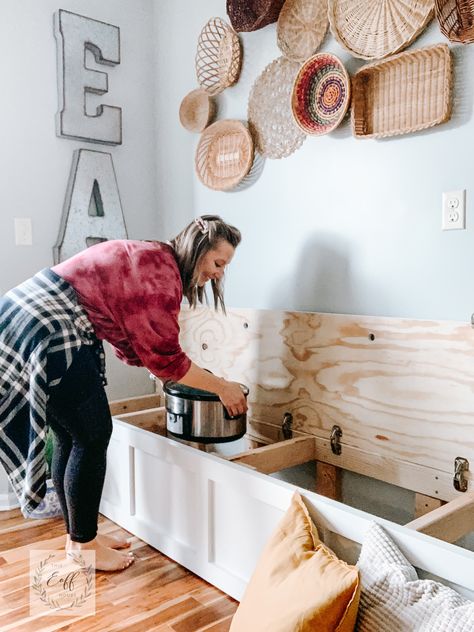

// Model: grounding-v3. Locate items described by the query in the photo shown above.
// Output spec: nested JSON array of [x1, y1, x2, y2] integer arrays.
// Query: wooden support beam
[[406, 492, 474, 543], [245, 437, 267, 450], [109, 393, 162, 416], [228, 437, 316, 474], [115, 406, 167, 434], [246, 419, 470, 501], [414, 493, 444, 519], [316, 462, 342, 501]]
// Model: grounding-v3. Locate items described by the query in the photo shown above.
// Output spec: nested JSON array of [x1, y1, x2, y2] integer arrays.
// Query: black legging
[[47, 344, 112, 543]]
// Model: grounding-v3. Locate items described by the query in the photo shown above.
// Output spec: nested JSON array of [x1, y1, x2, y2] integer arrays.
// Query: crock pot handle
[[224, 408, 239, 420], [223, 384, 249, 419]]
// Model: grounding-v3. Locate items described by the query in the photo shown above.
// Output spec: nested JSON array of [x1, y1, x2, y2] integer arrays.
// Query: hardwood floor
[[0, 509, 238, 631]]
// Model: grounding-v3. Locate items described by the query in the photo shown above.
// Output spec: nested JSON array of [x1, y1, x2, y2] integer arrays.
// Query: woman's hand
[[216, 380, 248, 418], [176, 362, 248, 417]]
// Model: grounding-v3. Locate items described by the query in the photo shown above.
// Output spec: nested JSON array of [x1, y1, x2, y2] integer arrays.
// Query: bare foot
[[97, 533, 131, 549], [66, 537, 134, 572], [67, 533, 131, 550]]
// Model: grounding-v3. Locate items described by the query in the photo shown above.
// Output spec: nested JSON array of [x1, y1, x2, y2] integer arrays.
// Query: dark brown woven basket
[[227, 0, 286, 32], [435, 0, 474, 43]]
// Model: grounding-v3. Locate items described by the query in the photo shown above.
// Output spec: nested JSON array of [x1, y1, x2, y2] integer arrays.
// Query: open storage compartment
[[101, 306, 474, 601]]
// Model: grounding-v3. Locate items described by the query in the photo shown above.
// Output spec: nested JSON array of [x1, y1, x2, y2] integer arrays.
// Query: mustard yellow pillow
[[230, 492, 360, 632]]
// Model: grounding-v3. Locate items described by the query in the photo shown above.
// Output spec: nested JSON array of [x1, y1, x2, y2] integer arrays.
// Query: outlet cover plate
[[442, 190, 466, 230]]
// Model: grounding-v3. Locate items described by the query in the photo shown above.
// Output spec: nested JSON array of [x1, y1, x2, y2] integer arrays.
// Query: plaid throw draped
[[0, 268, 105, 514]]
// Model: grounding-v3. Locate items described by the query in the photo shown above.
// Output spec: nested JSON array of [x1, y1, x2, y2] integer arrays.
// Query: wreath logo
[[30, 550, 95, 616]]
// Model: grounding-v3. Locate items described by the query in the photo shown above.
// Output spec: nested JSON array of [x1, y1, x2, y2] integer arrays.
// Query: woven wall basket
[[195, 119, 254, 191], [351, 44, 452, 139], [328, 0, 434, 60], [248, 56, 306, 159], [227, 0, 286, 32], [195, 17, 241, 96], [179, 89, 216, 133], [277, 0, 328, 62], [291, 53, 351, 135], [436, 0, 474, 43]]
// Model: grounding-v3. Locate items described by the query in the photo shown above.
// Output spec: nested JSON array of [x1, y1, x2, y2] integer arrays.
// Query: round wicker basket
[[227, 0, 286, 32], [328, 0, 434, 60], [195, 18, 242, 96], [277, 0, 328, 62], [435, 0, 474, 43], [195, 120, 254, 191], [179, 89, 215, 133], [291, 53, 350, 135], [248, 56, 306, 159]]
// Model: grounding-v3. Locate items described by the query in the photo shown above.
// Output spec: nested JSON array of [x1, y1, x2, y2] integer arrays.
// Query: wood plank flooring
[[0, 509, 237, 631]]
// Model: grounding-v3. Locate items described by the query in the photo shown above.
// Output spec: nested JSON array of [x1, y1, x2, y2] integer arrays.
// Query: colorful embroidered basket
[[291, 53, 350, 135]]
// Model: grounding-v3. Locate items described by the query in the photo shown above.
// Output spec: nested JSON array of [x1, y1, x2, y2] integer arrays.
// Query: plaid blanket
[[0, 268, 105, 514]]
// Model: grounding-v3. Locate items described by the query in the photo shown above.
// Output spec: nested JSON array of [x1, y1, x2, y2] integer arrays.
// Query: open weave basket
[[195, 17, 241, 96], [248, 56, 306, 159], [277, 0, 328, 62], [195, 119, 254, 191], [351, 44, 452, 139], [435, 0, 474, 42], [328, 0, 434, 60], [227, 0, 285, 31]]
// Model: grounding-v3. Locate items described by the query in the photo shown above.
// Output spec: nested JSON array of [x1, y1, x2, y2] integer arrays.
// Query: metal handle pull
[[454, 457, 469, 492], [330, 425, 342, 455], [282, 412, 293, 439]]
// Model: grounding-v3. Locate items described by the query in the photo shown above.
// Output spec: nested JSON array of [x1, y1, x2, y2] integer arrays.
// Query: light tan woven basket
[[351, 44, 452, 139], [435, 0, 474, 43], [277, 0, 328, 62], [195, 17, 242, 96], [195, 119, 254, 191], [328, 0, 434, 60], [179, 89, 216, 133], [248, 56, 306, 159]]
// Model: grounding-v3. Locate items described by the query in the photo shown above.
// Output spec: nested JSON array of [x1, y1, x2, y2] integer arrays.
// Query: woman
[[0, 215, 247, 571]]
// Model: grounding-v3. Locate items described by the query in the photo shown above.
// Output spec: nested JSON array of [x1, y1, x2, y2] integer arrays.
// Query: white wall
[[152, 2, 474, 530], [153, 1, 474, 324], [0, 0, 160, 400], [1, 1, 472, 532]]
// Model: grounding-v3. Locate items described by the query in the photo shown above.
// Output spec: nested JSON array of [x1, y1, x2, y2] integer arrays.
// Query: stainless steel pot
[[163, 381, 249, 443]]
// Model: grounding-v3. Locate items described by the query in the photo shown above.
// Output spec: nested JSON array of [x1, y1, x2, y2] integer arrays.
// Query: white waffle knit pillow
[[356, 522, 474, 632]]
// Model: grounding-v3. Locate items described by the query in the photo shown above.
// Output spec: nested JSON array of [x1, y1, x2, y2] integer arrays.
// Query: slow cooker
[[163, 381, 249, 443]]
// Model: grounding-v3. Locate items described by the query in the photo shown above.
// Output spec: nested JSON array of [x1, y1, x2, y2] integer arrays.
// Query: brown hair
[[169, 214, 241, 311]]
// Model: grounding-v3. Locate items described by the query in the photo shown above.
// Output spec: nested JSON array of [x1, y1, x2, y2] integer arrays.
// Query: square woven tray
[[351, 44, 452, 139]]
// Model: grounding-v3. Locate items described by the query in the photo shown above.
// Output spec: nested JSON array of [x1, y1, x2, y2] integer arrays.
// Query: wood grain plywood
[[179, 306, 474, 480]]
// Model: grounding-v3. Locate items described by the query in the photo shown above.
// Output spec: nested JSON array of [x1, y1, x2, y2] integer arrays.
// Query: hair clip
[[195, 217, 209, 234]]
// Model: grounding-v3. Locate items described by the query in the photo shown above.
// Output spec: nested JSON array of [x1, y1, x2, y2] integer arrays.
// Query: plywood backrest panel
[[179, 306, 474, 496]]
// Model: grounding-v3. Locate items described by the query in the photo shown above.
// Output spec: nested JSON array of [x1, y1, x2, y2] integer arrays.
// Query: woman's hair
[[169, 214, 241, 311]]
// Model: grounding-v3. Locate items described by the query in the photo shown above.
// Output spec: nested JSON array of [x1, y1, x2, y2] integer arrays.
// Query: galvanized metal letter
[[53, 149, 128, 263], [54, 9, 122, 145]]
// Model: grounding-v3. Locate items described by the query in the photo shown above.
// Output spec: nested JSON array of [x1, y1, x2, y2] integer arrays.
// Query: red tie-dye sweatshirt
[[52, 240, 191, 382]]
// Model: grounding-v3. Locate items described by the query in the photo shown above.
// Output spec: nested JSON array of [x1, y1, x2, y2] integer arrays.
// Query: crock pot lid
[[163, 381, 220, 400]]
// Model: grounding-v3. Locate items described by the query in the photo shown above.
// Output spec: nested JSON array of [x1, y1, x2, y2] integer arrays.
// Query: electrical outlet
[[442, 190, 466, 230]]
